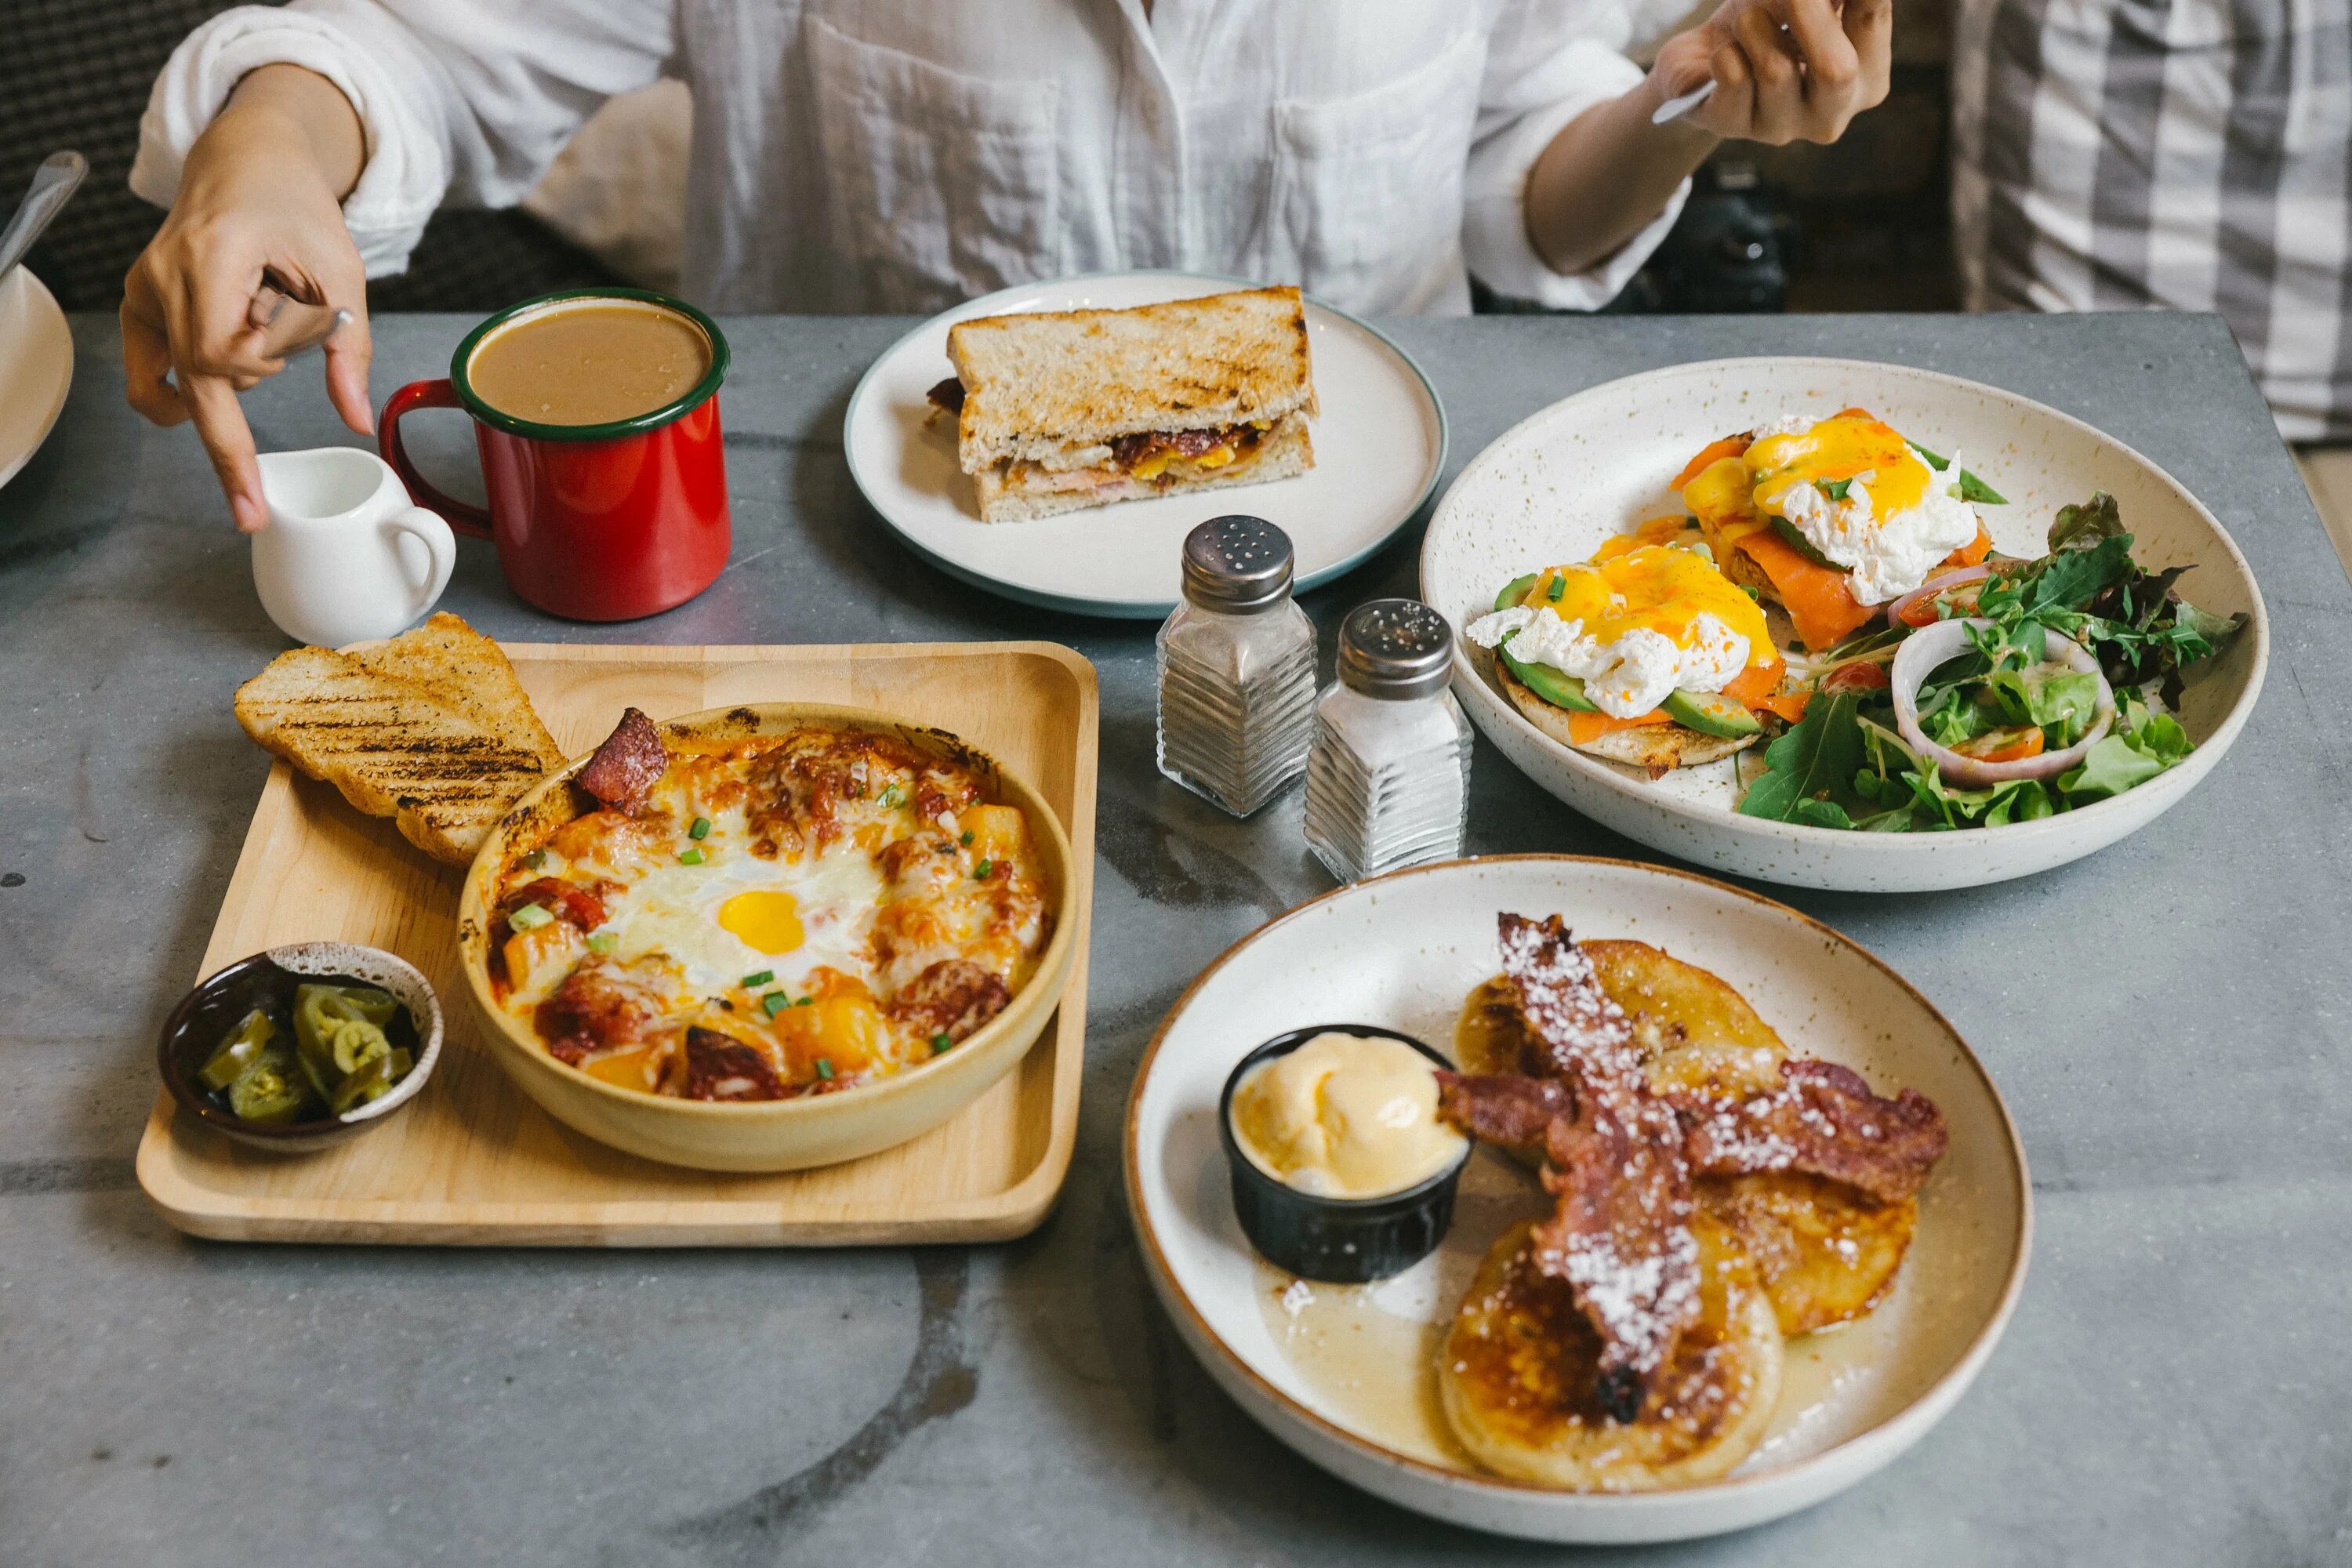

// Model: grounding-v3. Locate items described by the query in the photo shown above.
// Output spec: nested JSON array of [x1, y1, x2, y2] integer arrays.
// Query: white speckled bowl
[[1126, 855, 2031, 1544], [1419, 358, 2268, 891]]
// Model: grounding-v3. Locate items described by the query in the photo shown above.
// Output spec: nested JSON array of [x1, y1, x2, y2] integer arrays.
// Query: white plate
[[1419, 358, 2269, 891], [0, 267, 74, 490], [844, 270, 1445, 618], [1125, 855, 2030, 1544]]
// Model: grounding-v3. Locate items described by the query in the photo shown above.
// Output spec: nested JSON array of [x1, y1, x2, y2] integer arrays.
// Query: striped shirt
[[1951, 0, 2352, 441]]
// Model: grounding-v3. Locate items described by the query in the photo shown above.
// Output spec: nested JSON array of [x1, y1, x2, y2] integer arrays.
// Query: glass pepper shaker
[[1304, 598, 1474, 882], [1155, 516, 1319, 816]]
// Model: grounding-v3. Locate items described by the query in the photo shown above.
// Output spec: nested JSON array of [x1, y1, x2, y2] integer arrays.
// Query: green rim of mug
[[448, 287, 731, 441]]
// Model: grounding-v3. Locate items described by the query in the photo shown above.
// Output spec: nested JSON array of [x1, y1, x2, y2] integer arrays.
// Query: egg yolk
[[1744, 412, 1930, 525], [717, 890, 804, 954], [1516, 544, 1771, 663]]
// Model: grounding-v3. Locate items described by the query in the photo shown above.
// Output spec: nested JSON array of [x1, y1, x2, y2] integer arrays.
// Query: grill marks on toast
[[233, 615, 565, 866]]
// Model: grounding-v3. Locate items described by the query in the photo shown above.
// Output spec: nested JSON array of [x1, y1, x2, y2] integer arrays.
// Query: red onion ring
[[1890, 617, 2114, 788], [1884, 564, 1995, 627]]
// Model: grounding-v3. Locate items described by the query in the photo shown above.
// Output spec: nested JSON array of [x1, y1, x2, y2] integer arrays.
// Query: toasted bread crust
[[948, 286, 1316, 472], [234, 617, 565, 866]]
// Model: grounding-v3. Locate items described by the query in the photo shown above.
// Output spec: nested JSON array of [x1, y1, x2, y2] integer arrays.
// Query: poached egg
[[1465, 540, 1774, 718], [1683, 411, 1982, 605]]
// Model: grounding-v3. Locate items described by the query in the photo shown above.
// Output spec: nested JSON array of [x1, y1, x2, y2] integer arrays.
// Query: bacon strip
[[1433, 1069, 1570, 1155], [1496, 913, 1697, 1418], [575, 707, 667, 812], [1533, 1086, 1698, 1424], [1497, 913, 1637, 1083], [683, 1026, 787, 1102], [1668, 1058, 1949, 1205]]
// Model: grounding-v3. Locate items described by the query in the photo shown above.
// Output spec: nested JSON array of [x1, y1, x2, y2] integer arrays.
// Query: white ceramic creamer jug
[[252, 446, 456, 647]]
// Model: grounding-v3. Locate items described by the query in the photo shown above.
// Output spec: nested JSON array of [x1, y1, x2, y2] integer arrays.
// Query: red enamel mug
[[380, 289, 731, 622]]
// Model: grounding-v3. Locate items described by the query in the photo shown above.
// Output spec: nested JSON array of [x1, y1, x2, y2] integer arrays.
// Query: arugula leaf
[[1738, 692, 1871, 823], [1789, 798, 1859, 829], [1955, 470, 2008, 506]]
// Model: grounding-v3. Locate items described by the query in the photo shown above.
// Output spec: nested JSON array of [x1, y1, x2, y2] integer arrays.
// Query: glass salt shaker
[[1304, 598, 1474, 882], [1155, 516, 1319, 816]]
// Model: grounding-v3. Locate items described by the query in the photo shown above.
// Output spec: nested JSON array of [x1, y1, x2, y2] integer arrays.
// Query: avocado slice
[[1663, 688, 1762, 738], [1494, 572, 1540, 613], [1767, 517, 1839, 569], [1499, 645, 1599, 713]]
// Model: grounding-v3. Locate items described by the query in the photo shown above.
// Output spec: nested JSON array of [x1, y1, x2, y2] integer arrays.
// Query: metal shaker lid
[[1181, 516, 1295, 612], [1337, 598, 1454, 700]]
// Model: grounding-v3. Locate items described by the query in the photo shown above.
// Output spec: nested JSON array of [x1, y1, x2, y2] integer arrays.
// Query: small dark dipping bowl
[[157, 942, 444, 1154], [1219, 1025, 1471, 1284]]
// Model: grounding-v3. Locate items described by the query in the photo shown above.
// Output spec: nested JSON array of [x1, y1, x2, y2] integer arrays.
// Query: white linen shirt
[[130, 0, 1686, 317]]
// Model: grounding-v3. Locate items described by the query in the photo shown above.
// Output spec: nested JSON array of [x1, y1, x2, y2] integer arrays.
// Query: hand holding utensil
[[1647, 0, 1889, 143]]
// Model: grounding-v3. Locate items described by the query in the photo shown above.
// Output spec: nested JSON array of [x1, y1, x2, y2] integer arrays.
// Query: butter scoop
[[1229, 1031, 1468, 1200]]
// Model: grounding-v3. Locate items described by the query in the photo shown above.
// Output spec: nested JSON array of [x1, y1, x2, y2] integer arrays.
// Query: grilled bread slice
[[946, 285, 1316, 474], [234, 618, 564, 866]]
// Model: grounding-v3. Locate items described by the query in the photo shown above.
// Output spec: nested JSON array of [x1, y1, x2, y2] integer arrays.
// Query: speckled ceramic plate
[[844, 270, 1445, 618], [1126, 855, 2030, 1544], [1418, 358, 2268, 891], [0, 266, 73, 492]]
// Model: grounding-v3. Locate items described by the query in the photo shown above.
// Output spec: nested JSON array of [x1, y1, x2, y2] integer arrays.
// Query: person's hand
[[122, 64, 372, 532], [1651, 0, 1892, 147]]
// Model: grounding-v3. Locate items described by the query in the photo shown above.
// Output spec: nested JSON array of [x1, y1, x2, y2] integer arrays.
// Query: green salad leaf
[[1737, 692, 1871, 824]]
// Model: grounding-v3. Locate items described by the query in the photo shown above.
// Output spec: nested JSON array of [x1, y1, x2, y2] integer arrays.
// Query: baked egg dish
[[485, 710, 1051, 1102]]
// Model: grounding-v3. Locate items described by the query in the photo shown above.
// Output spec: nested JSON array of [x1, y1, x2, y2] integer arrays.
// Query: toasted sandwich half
[[932, 285, 1317, 523]]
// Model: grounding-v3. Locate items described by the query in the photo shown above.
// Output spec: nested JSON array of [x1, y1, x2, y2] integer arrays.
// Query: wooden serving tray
[[135, 641, 1098, 1246]]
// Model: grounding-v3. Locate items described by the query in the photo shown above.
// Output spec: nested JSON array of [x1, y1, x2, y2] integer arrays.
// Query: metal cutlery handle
[[0, 151, 89, 280]]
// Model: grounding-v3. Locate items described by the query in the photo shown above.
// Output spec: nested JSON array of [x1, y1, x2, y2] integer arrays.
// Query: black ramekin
[[1218, 1024, 1470, 1283]]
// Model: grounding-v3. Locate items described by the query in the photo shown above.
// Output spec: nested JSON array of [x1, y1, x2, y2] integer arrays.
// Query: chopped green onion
[[931, 1033, 953, 1054], [1546, 575, 1566, 602], [523, 849, 548, 870], [762, 992, 789, 1018], [974, 858, 993, 879], [688, 816, 712, 840], [1817, 477, 1853, 502], [586, 931, 616, 954], [742, 969, 774, 988], [1907, 439, 1951, 472], [795, 996, 814, 1007], [815, 1058, 835, 1081], [879, 785, 904, 808], [509, 903, 553, 931], [678, 847, 706, 866], [960, 829, 975, 846]]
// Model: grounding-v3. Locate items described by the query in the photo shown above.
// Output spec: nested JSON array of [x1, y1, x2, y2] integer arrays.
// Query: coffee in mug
[[466, 300, 713, 427], [380, 288, 731, 622]]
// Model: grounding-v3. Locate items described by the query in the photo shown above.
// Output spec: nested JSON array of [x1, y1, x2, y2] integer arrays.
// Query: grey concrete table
[[4, 311, 2346, 1567]]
